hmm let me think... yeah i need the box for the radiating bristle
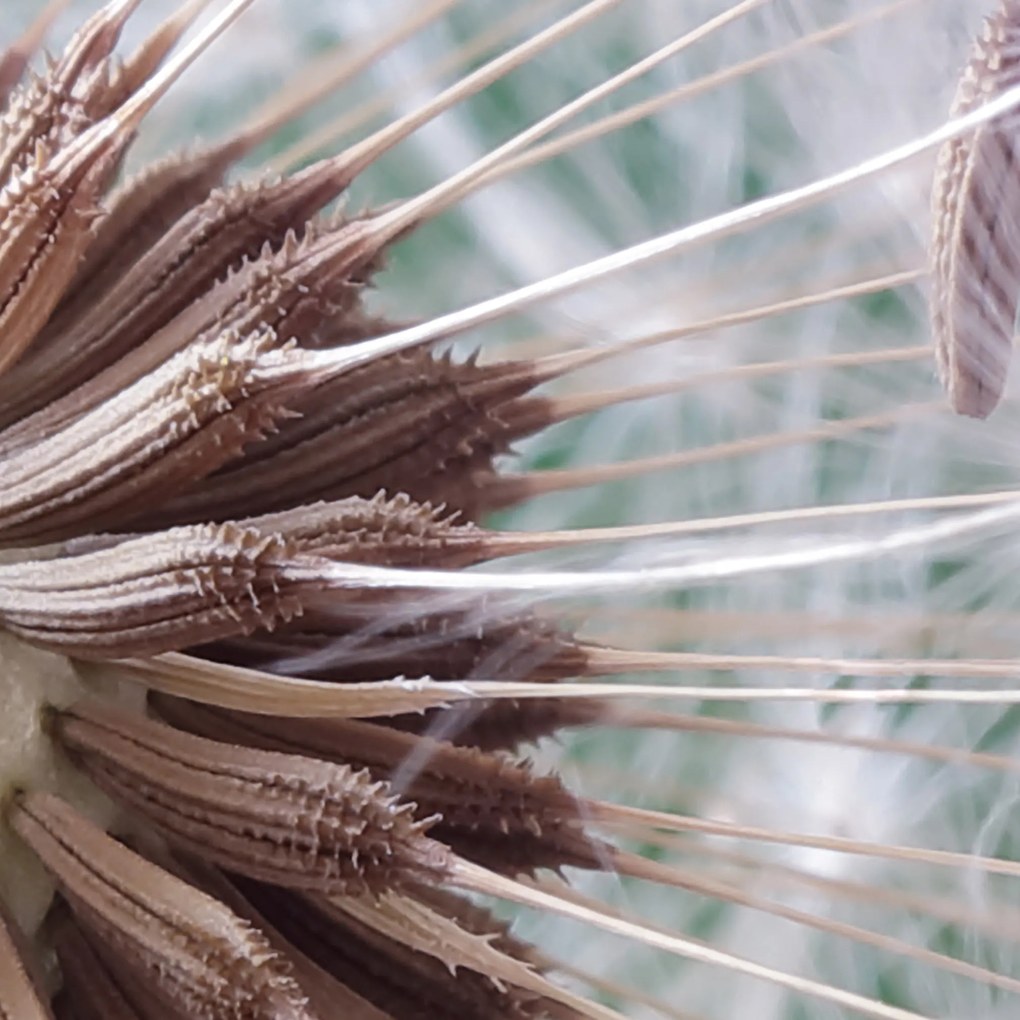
[452,859,931,1020]
[593,800,1020,879]
[2,1,1020,1017]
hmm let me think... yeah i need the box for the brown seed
[56,699,453,896]
[150,697,605,875]
[165,850,392,1020]
[238,877,568,1020]
[9,791,317,1020]
[931,0,1020,417]
[51,911,146,1020]
[148,350,555,526]
[0,901,54,1020]
[0,520,304,656]
[0,326,306,544]
[0,0,136,182]
[4,157,369,432]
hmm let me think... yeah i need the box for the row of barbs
[1,1,1020,1019]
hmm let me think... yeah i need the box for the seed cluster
[0,4,618,1018]
[931,0,1020,417]
[1,1,1017,1018]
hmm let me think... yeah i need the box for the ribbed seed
[6,158,366,432]
[0,520,310,656]
[242,493,493,565]
[0,0,134,182]
[325,891,564,1002]
[2,213,385,457]
[0,131,126,378]
[51,913,144,1020]
[55,491,497,565]
[239,878,560,1020]
[9,792,316,1020]
[152,699,603,876]
[0,491,535,656]
[4,182,282,431]
[150,350,552,526]
[0,0,169,379]
[415,883,547,965]
[0,902,53,1020]
[0,326,309,543]
[55,901,249,1020]
[931,0,1020,417]
[46,144,240,349]
[56,699,453,895]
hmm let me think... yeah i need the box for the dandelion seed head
[2,1,1020,1018]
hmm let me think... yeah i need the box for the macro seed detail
[931,0,1020,417]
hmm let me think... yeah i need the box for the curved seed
[10,791,316,1020]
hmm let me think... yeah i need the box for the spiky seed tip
[10,791,317,1020]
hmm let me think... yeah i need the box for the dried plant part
[0,157,370,432]
[238,878,571,1020]
[0,122,127,377]
[931,0,1020,416]
[0,212,387,459]
[49,142,242,337]
[0,493,589,659]
[1,2,1019,1019]
[54,699,453,895]
[9,791,317,1020]
[322,889,618,1020]
[0,1,67,103]
[0,327,311,544]
[0,902,54,1020]
[0,520,309,655]
[148,698,605,875]
[164,851,393,1020]
[51,911,148,1020]
[0,0,134,181]
[143,349,555,525]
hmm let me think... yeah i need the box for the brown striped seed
[10,791,317,1020]
[931,0,1020,417]
[55,699,453,895]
